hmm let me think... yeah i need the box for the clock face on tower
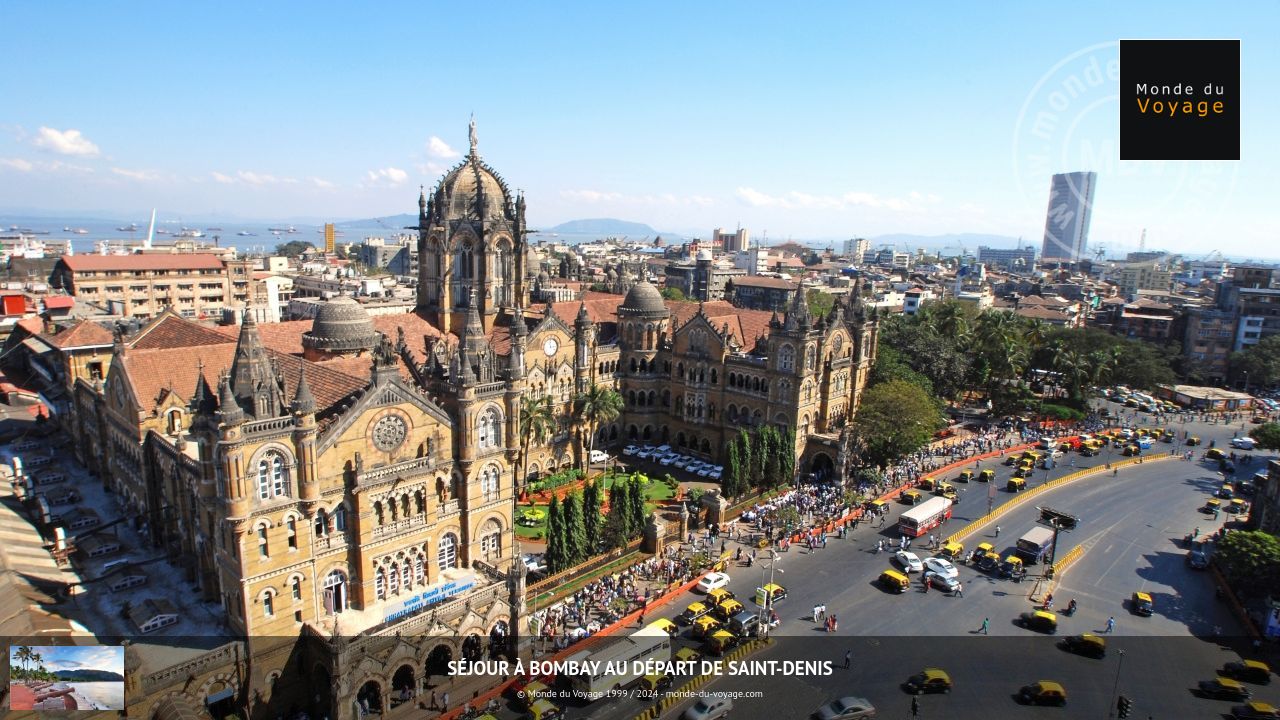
[543,337,559,357]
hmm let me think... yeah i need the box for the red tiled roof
[545,292,626,325]
[212,319,310,354]
[1015,305,1070,321]
[44,320,114,349]
[668,300,773,349]
[43,296,75,310]
[129,313,236,350]
[16,317,43,335]
[732,276,796,290]
[122,344,364,414]
[60,253,225,272]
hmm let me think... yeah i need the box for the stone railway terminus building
[11,125,877,720]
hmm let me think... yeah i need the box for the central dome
[621,280,666,313]
[303,296,378,356]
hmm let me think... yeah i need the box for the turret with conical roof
[216,374,244,427]
[228,312,286,420]
[291,363,316,415]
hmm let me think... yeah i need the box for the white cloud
[426,136,460,159]
[735,187,914,211]
[559,189,714,208]
[111,167,161,181]
[237,170,297,186]
[366,167,408,185]
[417,161,448,177]
[310,177,335,189]
[0,158,33,171]
[211,171,235,184]
[33,127,100,156]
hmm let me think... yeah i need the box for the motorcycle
[1065,600,1078,616]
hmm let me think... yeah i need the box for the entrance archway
[809,453,835,482]
[461,633,484,662]
[356,680,382,716]
[425,644,453,681]
[489,620,510,659]
[204,681,235,720]
[390,665,416,707]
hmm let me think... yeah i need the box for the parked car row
[621,445,723,479]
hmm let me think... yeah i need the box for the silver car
[814,696,877,720]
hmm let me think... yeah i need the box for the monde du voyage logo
[1120,39,1240,160]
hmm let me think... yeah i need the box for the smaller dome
[621,280,666,313]
[303,296,379,355]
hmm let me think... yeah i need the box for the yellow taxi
[1230,498,1249,514]
[526,699,565,720]
[714,599,745,622]
[1060,633,1106,658]
[675,647,702,663]
[918,477,938,491]
[704,629,740,655]
[1204,499,1223,513]
[647,618,679,636]
[636,672,672,693]
[706,588,735,607]
[936,483,958,500]
[1007,477,1027,491]
[879,569,910,593]
[957,470,975,483]
[519,681,551,710]
[1012,466,1032,479]
[681,601,711,623]
[1123,444,1141,456]
[903,668,952,695]
[1001,555,1025,578]
[1187,436,1201,446]
[689,615,721,639]
[756,583,788,605]
[901,489,923,505]
[1019,680,1067,706]
[978,469,996,482]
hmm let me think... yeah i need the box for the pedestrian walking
[1105,616,1115,633]
[911,696,920,718]
[995,525,1001,538]
[844,650,852,668]
[430,691,437,711]
[813,605,821,623]
[955,582,963,598]
[980,617,989,634]
[442,692,450,713]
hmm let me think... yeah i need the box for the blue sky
[8,645,124,674]
[0,2,1275,256]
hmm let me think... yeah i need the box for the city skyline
[0,2,1275,256]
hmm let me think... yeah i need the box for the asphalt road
[488,404,1274,720]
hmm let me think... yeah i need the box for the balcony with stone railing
[371,514,428,540]
[243,416,295,435]
[357,455,437,486]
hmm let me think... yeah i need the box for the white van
[589,450,609,464]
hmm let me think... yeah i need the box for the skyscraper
[1040,171,1096,263]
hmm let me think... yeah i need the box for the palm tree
[573,384,624,473]
[517,394,556,492]
[15,646,32,683]
[929,301,972,344]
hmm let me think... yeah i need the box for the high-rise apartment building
[1040,171,1096,263]
[713,227,750,253]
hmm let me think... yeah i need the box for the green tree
[626,474,646,538]
[1249,422,1280,451]
[562,490,587,566]
[604,479,631,549]
[852,379,945,469]
[1214,530,1280,599]
[762,425,782,487]
[806,289,835,318]
[274,240,315,257]
[779,426,796,485]
[517,394,556,491]
[1230,335,1280,388]
[723,439,743,500]
[738,429,754,494]
[582,481,603,554]
[545,495,567,573]
[660,286,686,301]
[869,345,935,396]
[574,384,625,471]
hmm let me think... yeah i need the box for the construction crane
[1093,245,1107,262]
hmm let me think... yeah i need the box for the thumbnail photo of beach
[8,645,125,711]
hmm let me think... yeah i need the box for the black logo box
[1120,39,1239,160]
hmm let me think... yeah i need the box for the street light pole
[757,550,780,637]
[1107,648,1125,719]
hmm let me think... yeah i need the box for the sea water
[69,682,124,710]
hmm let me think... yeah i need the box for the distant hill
[871,233,1025,251]
[544,219,659,236]
[336,214,416,230]
[52,669,124,682]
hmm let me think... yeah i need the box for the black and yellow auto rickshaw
[756,583,788,606]
[1001,554,1025,579]
[525,699,565,720]
[1131,591,1154,616]
[978,469,996,482]
[1012,466,1032,479]
[939,540,964,560]
[1007,477,1027,492]
[936,482,958,500]
[879,568,910,593]
[1229,498,1249,514]
[957,470,974,483]
[918,477,937,492]
[636,673,673,694]
[706,587,735,607]
[901,489,923,505]
[1187,436,1201,446]
[518,682,551,711]
[647,618,679,636]
[680,601,711,624]
[704,628,740,655]
[977,551,1001,573]
[1203,499,1223,514]
[1060,633,1106,658]
[714,598,745,622]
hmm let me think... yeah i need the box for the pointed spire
[576,298,590,326]
[291,359,316,415]
[511,304,528,339]
[192,360,217,414]
[418,185,427,216]
[464,287,484,339]
[217,374,244,427]
[785,284,811,332]
[229,309,284,419]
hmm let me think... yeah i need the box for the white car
[894,551,923,573]
[636,448,654,460]
[814,696,877,720]
[589,449,609,464]
[683,696,733,720]
[697,465,716,478]
[1230,437,1256,450]
[673,456,691,469]
[923,557,958,579]
[686,461,706,473]
[622,445,639,456]
[709,467,723,480]
[656,444,672,454]
[696,572,731,593]
[659,454,679,466]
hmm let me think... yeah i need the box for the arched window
[262,590,275,618]
[402,558,413,590]
[477,407,501,450]
[334,505,347,531]
[481,465,500,501]
[778,345,795,372]
[375,568,387,600]
[256,452,290,500]
[291,576,302,600]
[167,409,182,434]
[438,533,459,571]
[710,369,717,385]
[257,524,269,558]
[389,564,400,595]
[805,345,816,370]
[286,516,297,549]
[480,519,502,560]
[458,241,474,280]
[323,570,347,613]
[314,509,329,537]
[414,556,425,585]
